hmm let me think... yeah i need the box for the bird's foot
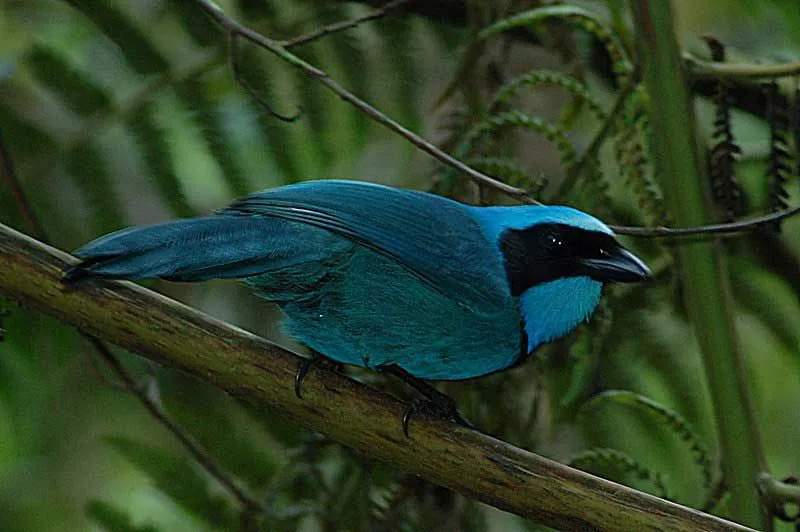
[401,391,474,437]
[376,363,474,436]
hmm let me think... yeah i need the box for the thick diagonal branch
[0,222,754,532]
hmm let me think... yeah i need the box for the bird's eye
[547,233,563,247]
[599,248,610,257]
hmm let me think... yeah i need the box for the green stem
[685,55,800,79]
[630,1,768,528]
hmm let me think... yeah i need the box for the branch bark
[0,222,755,531]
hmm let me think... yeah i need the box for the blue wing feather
[221,180,509,306]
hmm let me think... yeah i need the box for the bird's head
[496,208,652,296]
[474,205,651,352]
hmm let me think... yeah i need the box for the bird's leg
[294,350,338,399]
[377,364,474,436]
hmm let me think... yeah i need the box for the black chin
[578,246,652,283]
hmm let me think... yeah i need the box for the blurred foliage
[0,0,799,530]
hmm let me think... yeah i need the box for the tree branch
[0,222,755,531]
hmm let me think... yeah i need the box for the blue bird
[66,180,650,429]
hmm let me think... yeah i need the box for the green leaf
[580,390,712,490]
[457,110,577,169]
[379,18,421,134]
[26,44,113,117]
[126,102,194,218]
[105,436,237,529]
[60,0,169,74]
[490,70,607,123]
[294,43,335,171]
[174,78,250,197]
[612,92,666,225]
[65,143,125,232]
[85,500,160,532]
[169,0,220,47]
[327,463,371,530]
[466,156,546,194]
[318,4,371,147]
[729,257,800,350]
[235,47,304,182]
[0,103,56,159]
[479,5,633,83]
[161,388,281,491]
[569,447,671,499]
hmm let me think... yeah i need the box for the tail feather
[66,214,308,282]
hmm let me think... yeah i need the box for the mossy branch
[0,221,754,532]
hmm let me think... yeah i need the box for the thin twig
[280,0,411,49]
[228,32,301,122]
[610,203,800,237]
[194,0,540,204]
[0,128,263,516]
[90,338,262,512]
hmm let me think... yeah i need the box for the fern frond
[371,476,416,529]
[569,447,671,499]
[86,500,158,532]
[319,4,372,146]
[794,88,800,188]
[380,18,422,135]
[174,79,250,197]
[704,39,745,222]
[568,155,612,219]
[61,0,168,74]
[105,436,237,529]
[236,48,304,182]
[26,44,113,117]
[236,0,277,19]
[480,6,633,83]
[466,156,546,193]
[457,110,577,170]
[764,80,792,230]
[65,143,125,232]
[169,0,220,47]
[126,101,194,217]
[580,390,712,490]
[613,99,667,224]
[490,69,607,122]
[0,103,57,159]
[293,43,335,171]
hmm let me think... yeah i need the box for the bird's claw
[294,356,314,399]
[401,397,475,437]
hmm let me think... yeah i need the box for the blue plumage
[67,180,650,381]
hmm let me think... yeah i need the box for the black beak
[579,245,652,283]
